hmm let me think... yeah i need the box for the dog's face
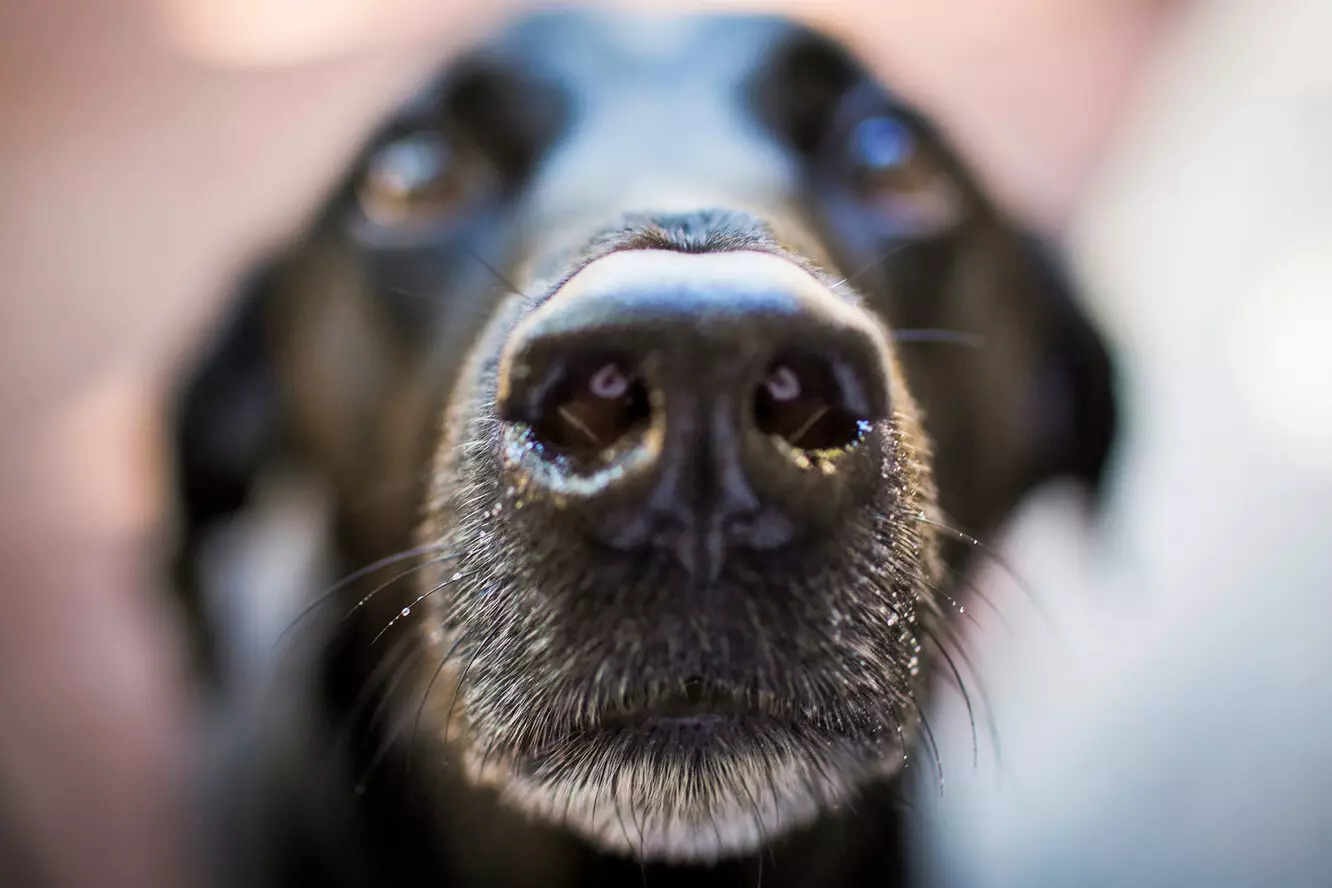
[185,11,1115,872]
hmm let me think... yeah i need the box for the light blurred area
[1,1,1331,887]
[916,1,1332,886]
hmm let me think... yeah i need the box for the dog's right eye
[353,129,494,237]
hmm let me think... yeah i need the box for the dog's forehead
[497,10,790,84]
[497,11,805,229]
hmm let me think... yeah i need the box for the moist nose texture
[497,248,891,581]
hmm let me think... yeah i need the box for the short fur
[170,12,1116,888]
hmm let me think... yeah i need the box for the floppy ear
[939,225,1119,516]
[171,240,407,531]
[1014,234,1120,496]
[169,266,287,683]
[879,219,1120,539]
[261,233,439,556]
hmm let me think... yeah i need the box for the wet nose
[496,249,892,582]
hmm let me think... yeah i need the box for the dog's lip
[517,683,888,767]
[599,683,765,728]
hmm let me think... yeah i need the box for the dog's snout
[498,249,892,581]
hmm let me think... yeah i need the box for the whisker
[367,641,424,733]
[913,513,1053,628]
[915,570,1003,770]
[355,624,476,794]
[755,739,786,870]
[560,776,578,831]
[806,749,856,818]
[937,628,1003,772]
[626,769,649,876]
[919,623,979,769]
[349,644,430,795]
[707,801,726,858]
[903,696,945,799]
[943,567,1015,637]
[917,594,1003,772]
[361,601,493,793]
[333,629,418,761]
[369,568,478,646]
[612,791,640,881]
[464,242,527,300]
[586,756,605,843]
[405,630,469,777]
[351,555,454,627]
[746,790,766,888]
[758,741,784,831]
[276,545,452,646]
[927,580,986,636]
[437,620,504,759]
[736,778,767,888]
[476,729,503,787]
[831,244,907,290]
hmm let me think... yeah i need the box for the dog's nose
[497,249,892,581]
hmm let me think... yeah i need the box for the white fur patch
[457,726,905,863]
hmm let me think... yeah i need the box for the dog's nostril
[754,352,869,451]
[498,249,893,577]
[529,354,652,457]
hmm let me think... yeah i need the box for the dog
[170,11,1117,888]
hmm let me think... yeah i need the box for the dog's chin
[416,337,941,861]
[456,694,910,863]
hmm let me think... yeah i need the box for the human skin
[0,2,1174,886]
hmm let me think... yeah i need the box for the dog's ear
[170,239,422,547]
[956,226,1120,501]
[1015,235,1119,495]
[261,234,446,554]
[169,266,287,682]
[884,222,1119,536]
[173,269,285,527]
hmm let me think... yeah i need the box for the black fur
[171,12,1116,888]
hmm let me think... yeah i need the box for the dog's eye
[850,116,913,173]
[844,115,962,236]
[355,130,481,232]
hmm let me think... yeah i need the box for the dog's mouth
[545,674,884,753]
[598,679,767,731]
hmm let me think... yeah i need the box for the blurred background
[1,1,1330,886]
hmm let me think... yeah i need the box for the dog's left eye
[843,114,963,236]
[849,116,914,175]
[355,130,488,234]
